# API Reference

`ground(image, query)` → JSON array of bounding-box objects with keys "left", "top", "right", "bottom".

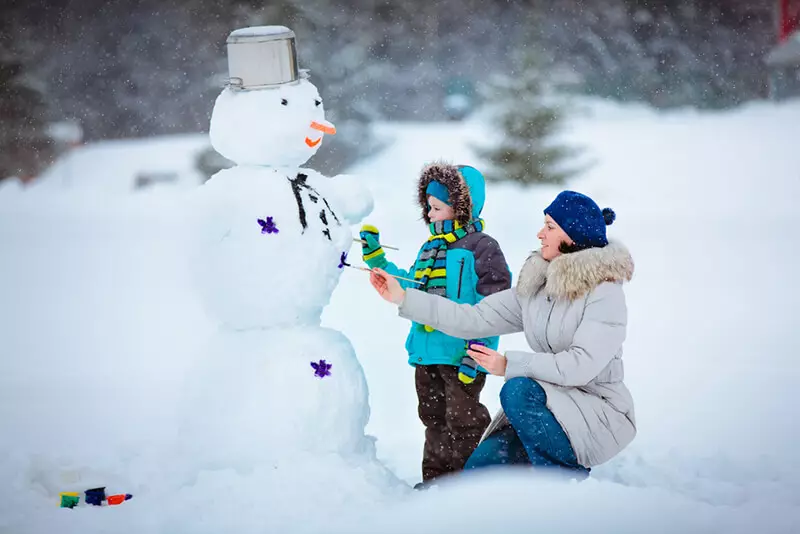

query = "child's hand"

[
  {"left": 360, "top": 224, "right": 388, "bottom": 269},
  {"left": 467, "top": 343, "right": 507, "bottom": 376},
  {"left": 369, "top": 267, "right": 406, "bottom": 305}
]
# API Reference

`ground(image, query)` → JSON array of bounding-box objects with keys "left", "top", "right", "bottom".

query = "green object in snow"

[{"left": 59, "top": 492, "right": 80, "bottom": 508}]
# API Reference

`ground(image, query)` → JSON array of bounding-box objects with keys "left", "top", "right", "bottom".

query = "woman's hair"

[{"left": 558, "top": 241, "right": 590, "bottom": 254}]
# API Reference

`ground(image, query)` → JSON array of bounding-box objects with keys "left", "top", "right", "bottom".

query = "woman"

[{"left": 369, "top": 190, "right": 636, "bottom": 476}]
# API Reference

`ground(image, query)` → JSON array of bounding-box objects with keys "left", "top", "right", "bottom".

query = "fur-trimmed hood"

[
  {"left": 417, "top": 162, "right": 486, "bottom": 226},
  {"left": 516, "top": 242, "right": 634, "bottom": 300}
]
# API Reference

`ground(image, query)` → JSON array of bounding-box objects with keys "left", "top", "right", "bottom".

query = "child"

[{"left": 360, "top": 162, "right": 512, "bottom": 486}]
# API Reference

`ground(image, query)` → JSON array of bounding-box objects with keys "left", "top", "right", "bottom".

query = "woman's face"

[
  {"left": 427, "top": 195, "right": 455, "bottom": 222},
  {"left": 537, "top": 214, "right": 573, "bottom": 261}
]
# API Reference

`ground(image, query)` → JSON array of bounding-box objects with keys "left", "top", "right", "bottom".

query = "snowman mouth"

[{"left": 305, "top": 136, "right": 322, "bottom": 147}]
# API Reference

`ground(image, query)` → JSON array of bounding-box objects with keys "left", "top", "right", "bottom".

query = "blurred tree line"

[{"left": 0, "top": 0, "right": 775, "bottom": 180}]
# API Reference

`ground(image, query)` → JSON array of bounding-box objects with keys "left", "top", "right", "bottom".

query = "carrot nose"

[{"left": 310, "top": 120, "right": 336, "bottom": 135}]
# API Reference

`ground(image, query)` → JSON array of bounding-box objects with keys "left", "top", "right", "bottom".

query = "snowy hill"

[
  {"left": 1, "top": 98, "right": 799, "bottom": 533},
  {"left": 35, "top": 134, "right": 210, "bottom": 192}
]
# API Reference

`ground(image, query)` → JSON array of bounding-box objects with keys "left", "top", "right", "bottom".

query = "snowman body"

[
  {"left": 195, "top": 165, "right": 351, "bottom": 329},
  {"left": 182, "top": 74, "right": 375, "bottom": 468}
]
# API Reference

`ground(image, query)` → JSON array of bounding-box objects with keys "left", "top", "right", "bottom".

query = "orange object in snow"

[{"left": 106, "top": 494, "right": 132, "bottom": 505}]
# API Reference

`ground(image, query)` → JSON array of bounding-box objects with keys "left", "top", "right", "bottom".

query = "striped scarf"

[{"left": 413, "top": 219, "right": 485, "bottom": 296}]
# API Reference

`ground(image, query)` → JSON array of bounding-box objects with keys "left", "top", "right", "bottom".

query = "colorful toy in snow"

[
  {"left": 107, "top": 493, "right": 133, "bottom": 505},
  {"left": 85, "top": 487, "right": 106, "bottom": 506},
  {"left": 459, "top": 340, "right": 485, "bottom": 384},
  {"left": 59, "top": 492, "right": 80, "bottom": 508},
  {"left": 58, "top": 487, "right": 133, "bottom": 508}
]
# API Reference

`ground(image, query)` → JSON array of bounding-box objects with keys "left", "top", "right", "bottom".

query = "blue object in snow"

[{"left": 84, "top": 487, "right": 106, "bottom": 506}]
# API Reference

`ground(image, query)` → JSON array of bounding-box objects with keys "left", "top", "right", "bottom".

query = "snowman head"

[{"left": 209, "top": 78, "right": 335, "bottom": 168}]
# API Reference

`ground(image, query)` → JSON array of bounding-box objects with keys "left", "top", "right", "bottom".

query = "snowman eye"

[
  {"left": 315, "top": 99, "right": 322, "bottom": 107},
  {"left": 281, "top": 98, "right": 288, "bottom": 106}
]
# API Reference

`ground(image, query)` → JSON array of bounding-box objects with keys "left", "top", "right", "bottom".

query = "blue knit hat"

[
  {"left": 544, "top": 191, "right": 616, "bottom": 249},
  {"left": 425, "top": 180, "right": 451, "bottom": 205}
]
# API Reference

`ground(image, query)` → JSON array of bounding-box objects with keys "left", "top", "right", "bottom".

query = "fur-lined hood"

[
  {"left": 417, "top": 162, "right": 485, "bottom": 226},
  {"left": 516, "top": 242, "right": 634, "bottom": 300}
]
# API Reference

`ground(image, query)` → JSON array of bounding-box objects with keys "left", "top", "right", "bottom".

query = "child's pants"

[
  {"left": 465, "top": 377, "right": 589, "bottom": 477},
  {"left": 415, "top": 364, "right": 491, "bottom": 481}
]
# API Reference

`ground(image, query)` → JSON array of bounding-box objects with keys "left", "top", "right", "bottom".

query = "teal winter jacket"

[{"left": 373, "top": 164, "right": 512, "bottom": 368}]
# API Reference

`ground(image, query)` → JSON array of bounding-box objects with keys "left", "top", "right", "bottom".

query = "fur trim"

[
  {"left": 417, "top": 162, "right": 472, "bottom": 226},
  {"left": 516, "top": 241, "right": 634, "bottom": 300}
]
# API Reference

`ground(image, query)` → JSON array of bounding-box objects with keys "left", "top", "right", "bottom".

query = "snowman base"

[
  {"left": 177, "top": 326, "right": 377, "bottom": 473},
  {"left": 160, "top": 449, "right": 407, "bottom": 532}
]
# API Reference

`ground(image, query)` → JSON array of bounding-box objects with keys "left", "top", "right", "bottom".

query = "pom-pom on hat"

[{"left": 544, "top": 191, "right": 615, "bottom": 249}]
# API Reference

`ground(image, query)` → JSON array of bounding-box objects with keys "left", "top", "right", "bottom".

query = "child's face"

[{"left": 427, "top": 196, "right": 455, "bottom": 222}]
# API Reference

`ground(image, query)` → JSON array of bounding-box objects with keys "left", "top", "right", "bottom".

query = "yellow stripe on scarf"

[
  {"left": 426, "top": 220, "right": 486, "bottom": 243},
  {"left": 427, "top": 220, "right": 464, "bottom": 243},
  {"left": 414, "top": 267, "right": 446, "bottom": 280},
  {"left": 415, "top": 219, "right": 485, "bottom": 286}
]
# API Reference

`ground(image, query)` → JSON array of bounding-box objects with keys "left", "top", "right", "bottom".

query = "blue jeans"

[{"left": 465, "top": 377, "right": 589, "bottom": 477}]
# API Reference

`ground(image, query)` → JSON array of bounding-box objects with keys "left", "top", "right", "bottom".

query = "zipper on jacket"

[
  {"left": 456, "top": 258, "right": 465, "bottom": 299},
  {"left": 543, "top": 297, "right": 556, "bottom": 352}
]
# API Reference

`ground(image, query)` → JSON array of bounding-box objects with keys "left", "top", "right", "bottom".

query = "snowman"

[{"left": 180, "top": 26, "right": 378, "bottom": 472}]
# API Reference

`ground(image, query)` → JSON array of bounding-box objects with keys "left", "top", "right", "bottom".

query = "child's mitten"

[
  {"left": 359, "top": 224, "right": 388, "bottom": 269},
  {"left": 459, "top": 340, "right": 485, "bottom": 384}
]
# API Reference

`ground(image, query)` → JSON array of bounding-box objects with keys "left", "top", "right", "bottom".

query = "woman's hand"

[
  {"left": 467, "top": 343, "right": 507, "bottom": 376},
  {"left": 369, "top": 267, "right": 406, "bottom": 305}
]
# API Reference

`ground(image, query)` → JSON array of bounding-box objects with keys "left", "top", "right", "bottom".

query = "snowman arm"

[
  {"left": 300, "top": 170, "right": 373, "bottom": 225},
  {"left": 325, "top": 173, "right": 374, "bottom": 225}
]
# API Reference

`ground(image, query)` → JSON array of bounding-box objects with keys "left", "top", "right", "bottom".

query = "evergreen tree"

[
  {"left": 476, "top": 51, "right": 578, "bottom": 186},
  {"left": 0, "top": 55, "right": 54, "bottom": 181}
]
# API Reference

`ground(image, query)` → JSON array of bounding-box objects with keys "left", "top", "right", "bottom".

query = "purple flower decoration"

[
  {"left": 310, "top": 359, "right": 332, "bottom": 379},
  {"left": 258, "top": 216, "right": 279, "bottom": 234},
  {"left": 338, "top": 251, "right": 349, "bottom": 269}
]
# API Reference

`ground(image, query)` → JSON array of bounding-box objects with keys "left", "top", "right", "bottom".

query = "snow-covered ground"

[{"left": 1, "top": 98, "right": 799, "bottom": 533}]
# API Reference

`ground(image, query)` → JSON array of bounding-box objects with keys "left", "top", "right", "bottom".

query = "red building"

[{"left": 767, "top": 0, "right": 800, "bottom": 99}]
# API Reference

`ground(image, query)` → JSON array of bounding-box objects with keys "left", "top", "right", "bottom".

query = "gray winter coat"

[{"left": 398, "top": 242, "right": 636, "bottom": 467}]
